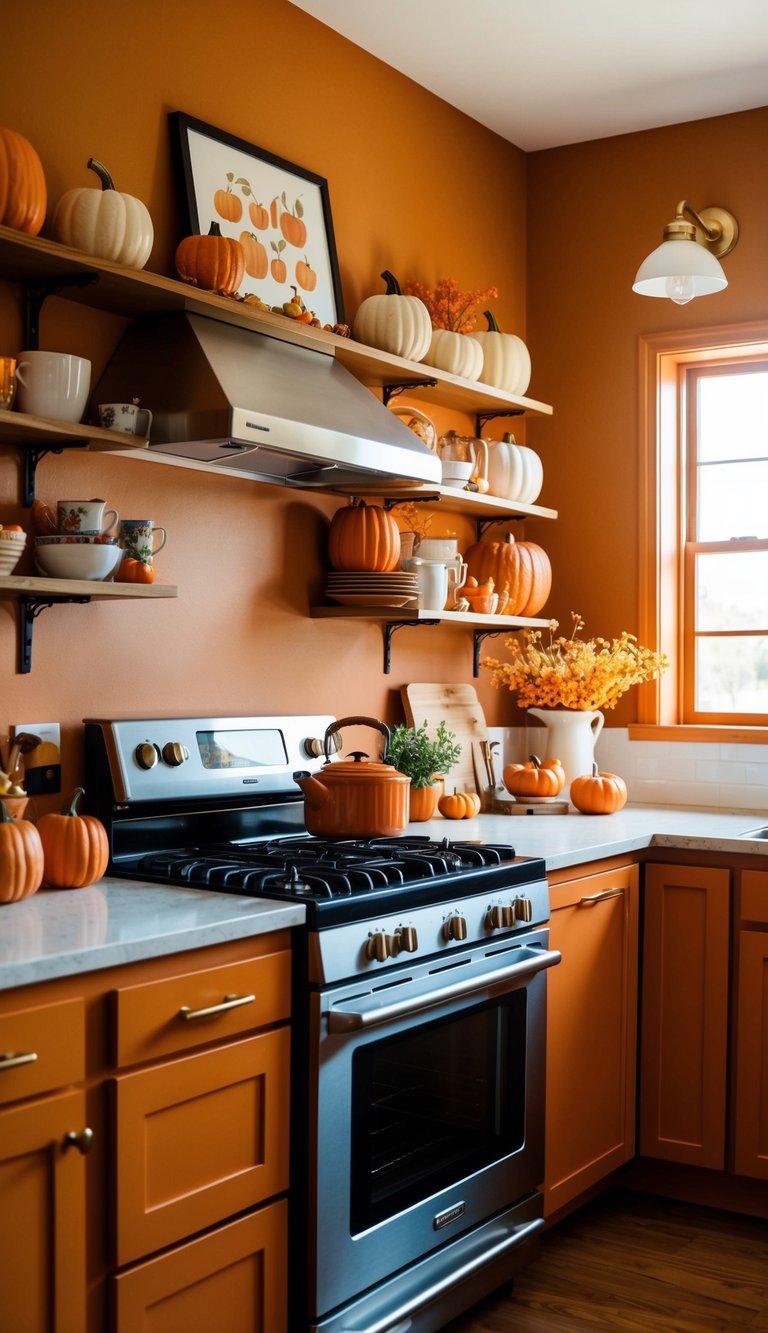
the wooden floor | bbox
[443,1189,768,1331]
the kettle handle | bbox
[324,716,392,763]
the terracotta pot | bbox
[409,784,439,822]
[295,716,410,838]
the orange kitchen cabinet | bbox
[113,1199,287,1332]
[0,1088,88,1333]
[733,870,768,1180]
[639,863,730,1168]
[544,860,639,1218]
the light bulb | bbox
[665,274,695,305]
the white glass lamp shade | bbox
[633,238,728,305]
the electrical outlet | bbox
[12,722,61,794]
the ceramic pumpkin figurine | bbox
[438,788,482,819]
[0,801,44,902]
[328,498,401,572]
[486,432,544,505]
[503,755,565,799]
[352,270,432,362]
[570,763,628,814]
[52,158,153,268]
[0,128,46,235]
[424,327,484,381]
[175,221,245,296]
[37,787,109,889]
[469,310,531,395]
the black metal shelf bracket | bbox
[476,514,525,538]
[382,379,438,407]
[383,618,440,673]
[381,493,441,512]
[22,440,89,508]
[24,275,99,350]
[20,595,90,674]
[473,628,513,678]
[475,408,524,436]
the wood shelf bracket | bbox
[20,595,89,674]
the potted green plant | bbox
[388,720,462,822]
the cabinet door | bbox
[114,1028,290,1266]
[0,1089,88,1333]
[733,873,768,1180]
[113,1198,287,1333]
[639,863,730,1168]
[545,863,639,1218]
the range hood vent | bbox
[91,313,442,488]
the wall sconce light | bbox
[632,200,739,305]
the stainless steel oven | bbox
[84,714,559,1333]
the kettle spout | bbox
[294,772,330,810]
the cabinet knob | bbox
[63,1127,94,1156]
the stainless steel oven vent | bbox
[91,312,442,488]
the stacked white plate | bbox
[326,571,419,607]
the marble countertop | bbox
[1,804,766,992]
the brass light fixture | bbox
[632,200,739,305]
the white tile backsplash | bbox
[501,725,768,812]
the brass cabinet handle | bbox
[0,1050,38,1071]
[178,992,256,1022]
[63,1127,94,1155]
[577,887,625,906]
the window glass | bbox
[695,551,768,631]
[697,461,768,541]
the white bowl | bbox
[36,534,117,546]
[34,541,122,580]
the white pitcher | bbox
[402,557,449,611]
[527,707,605,789]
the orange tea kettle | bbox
[295,716,411,838]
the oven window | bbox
[350,992,526,1232]
[196,728,288,769]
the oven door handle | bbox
[339,1214,545,1333]
[327,945,561,1032]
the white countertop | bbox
[0,804,766,992]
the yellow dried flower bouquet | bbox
[483,614,668,711]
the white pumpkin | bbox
[352,270,432,362]
[423,327,484,381]
[486,432,544,504]
[469,310,531,395]
[52,158,154,269]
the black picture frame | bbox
[169,111,345,325]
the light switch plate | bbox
[13,722,61,794]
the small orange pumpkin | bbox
[175,221,245,296]
[37,787,109,889]
[115,556,155,584]
[569,764,627,815]
[280,208,307,249]
[503,754,565,798]
[328,498,401,572]
[214,187,242,223]
[249,201,269,230]
[438,788,482,819]
[0,128,47,236]
[296,256,317,291]
[0,800,44,903]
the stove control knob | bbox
[134,742,159,770]
[514,896,533,923]
[394,925,418,953]
[162,742,190,768]
[486,905,514,930]
[443,913,468,942]
[365,931,396,963]
[303,733,342,759]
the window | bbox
[637,323,768,736]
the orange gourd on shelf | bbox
[438,789,482,819]
[464,532,551,616]
[569,764,628,814]
[37,787,109,889]
[328,498,401,572]
[0,127,46,235]
[503,755,565,798]
[175,221,245,296]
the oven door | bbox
[306,929,560,1325]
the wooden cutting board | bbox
[401,683,493,798]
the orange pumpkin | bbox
[328,499,401,572]
[280,208,307,248]
[464,532,552,617]
[214,187,242,223]
[503,754,565,798]
[175,221,245,296]
[239,231,268,278]
[438,788,482,819]
[115,556,155,584]
[296,257,317,291]
[0,800,44,902]
[38,787,109,889]
[409,784,439,822]
[0,128,47,235]
[249,201,269,230]
[569,764,628,815]
[270,238,287,283]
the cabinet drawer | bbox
[113,1027,290,1266]
[549,862,636,914]
[113,1198,287,1333]
[0,996,85,1106]
[113,947,291,1067]
[740,870,768,925]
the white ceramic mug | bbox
[15,351,91,423]
[98,402,153,437]
[118,519,167,560]
[57,499,119,536]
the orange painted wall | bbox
[2,0,767,796]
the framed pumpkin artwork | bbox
[169,111,345,325]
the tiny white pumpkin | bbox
[469,310,531,395]
[352,270,432,362]
[424,327,484,381]
[52,158,154,269]
[486,432,544,504]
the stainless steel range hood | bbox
[91,312,442,488]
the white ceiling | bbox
[289,0,768,150]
